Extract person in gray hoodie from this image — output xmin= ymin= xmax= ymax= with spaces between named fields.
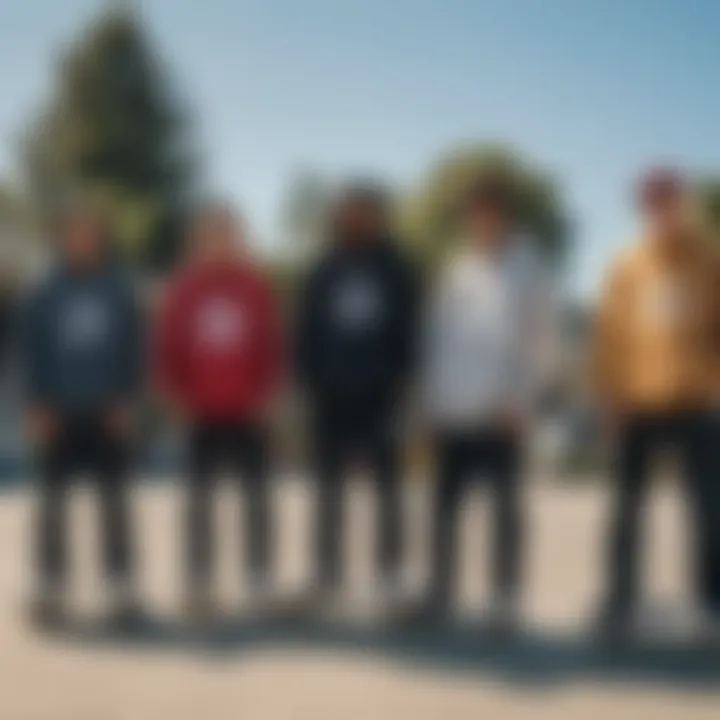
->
xmin=419 ymin=178 xmax=556 ymax=629
xmin=23 ymin=202 xmax=143 ymax=627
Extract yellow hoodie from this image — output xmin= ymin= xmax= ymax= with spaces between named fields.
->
xmin=594 ymin=233 xmax=720 ymax=412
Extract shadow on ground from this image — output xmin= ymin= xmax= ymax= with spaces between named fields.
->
xmin=42 ymin=611 xmax=720 ymax=692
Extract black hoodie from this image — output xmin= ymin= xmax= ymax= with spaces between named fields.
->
xmin=296 ymin=239 xmax=419 ymax=413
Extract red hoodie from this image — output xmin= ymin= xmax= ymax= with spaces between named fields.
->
xmin=155 ymin=261 xmax=283 ymax=421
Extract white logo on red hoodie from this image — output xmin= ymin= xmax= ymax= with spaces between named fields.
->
xmin=193 ymin=296 xmax=247 ymax=350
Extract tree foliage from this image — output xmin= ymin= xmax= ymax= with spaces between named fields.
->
xmin=399 ymin=143 xmax=571 ymax=269
xmin=0 ymin=182 xmax=43 ymax=281
xmin=695 ymin=178 xmax=720 ymax=240
xmin=0 ymin=183 xmax=26 ymax=229
xmin=279 ymin=170 xmax=334 ymax=261
xmin=22 ymin=8 xmax=197 ymax=272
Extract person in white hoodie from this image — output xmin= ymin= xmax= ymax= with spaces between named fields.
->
xmin=421 ymin=178 xmax=556 ymax=627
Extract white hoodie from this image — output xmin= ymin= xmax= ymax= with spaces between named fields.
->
xmin=423 ymin=237 xmax=557 ymax=429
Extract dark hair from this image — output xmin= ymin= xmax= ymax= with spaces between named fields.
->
xmin=329 ymin=180 xmax=391 ymax=236
xmin=463 ymin=176 xmax=515 ymax=216
xmin=336 ymin=181 xmax=389 ymax=212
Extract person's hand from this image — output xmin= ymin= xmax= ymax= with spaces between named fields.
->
xmin=254 ymin=396 xmax=281 ymax=427
xmin=161 ymin=396 xmax=188 ymax=427
xmin=495 ymin=406 xmax=528 ymax=437
xmin=597 ymin=401 xmax=626 ymax=444
xmin=105 ymin=403 xmax=135 ymax=439
xmin=27 ymin=406 xmax=59 ymax=447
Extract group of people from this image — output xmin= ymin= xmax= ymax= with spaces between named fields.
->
xmin=20 ymin=169 xmax=720 ymax=639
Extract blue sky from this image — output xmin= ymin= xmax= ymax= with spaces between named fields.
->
xmin=1 ymin=0 xmax=719 ymax=297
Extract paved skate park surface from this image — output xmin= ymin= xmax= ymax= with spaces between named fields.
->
xmin=0 ymin=478 xmax=719 ymax=719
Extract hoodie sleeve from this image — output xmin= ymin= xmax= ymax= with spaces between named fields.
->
xmin=294 ymin=263 xmax=324 ymax=392
xmin=593 ymin=254 xmax=631 ymax=407
xmin=253 ymin=274 xmax=284 ymax=405
xmin=421 ymin=263 xmax=456 ymax=419
xmin=22 ymin=284 xmax=53 ymax=407
xmin=513 ymin=252 xmax=562 ymax=417
xmin=393 ymin=256 xmax=422 ymax=388
xmin=153 ymin=278 xmax=188 ymax=404
xmin=710 ymin=248 xmax=720 ymax=400
xmin=114 ymin=275 xmax=144 ymax=400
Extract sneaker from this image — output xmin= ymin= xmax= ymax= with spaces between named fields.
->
xmin=28 ymin=593 xmax=65 ymax=632
xmin=697 ymin=604 xmax=720 ymax=645
xmin=108 ymin=578 xmax=142 ymax=628
xmin=113 ymin=600 xmax=143 ymax=629
xmin=595 ymin=602 xmax=636 ymax=646
xmin=184 ymin=590 xmax=217 ymax=628
xmin=484 ymin=595 xmax=521 ymax=639
xmin=359 ymin=574 xmax=409 ymax=622
xmin=398 ymin=594 xmax=452 ymax=629
xmin=272 ymin=578 xmax=337 ymax=620
xmin=244 ymin=574 xmax=276 ymax=615
xmin=378 ymin=573 xmax=407 ymax=603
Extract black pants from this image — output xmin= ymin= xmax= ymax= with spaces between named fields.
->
xmin=187 ymin=421 xmax=271 ymax=590
xmin=606 ymin=410 xmax=720 ymax=614
xmin=708 ymin=414 xmax=720 ymax=612
xmin=313 ymin=406 xmax=402 ymax=589
xmin=36 ymin=416 xmax=132 ymax=590
xmin=430 ymin=427 xmax=523 ymax=608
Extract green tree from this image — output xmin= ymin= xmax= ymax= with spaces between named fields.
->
xmin=22 ymin=7 xmax=197 ymax=272
xmin=695 ymin=178 xmax=720 ymax=239
xmin=0 ymin=182 xmax=42 ymax=281
xmin=279 ymin=169 xmax=333 ymax=261
xmin=0 ymin=183 xmax=24 ymax=230
xmin=399 ymin=143 xmax=571 ymax=270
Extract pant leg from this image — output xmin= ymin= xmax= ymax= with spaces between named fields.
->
xmin=93 ymin=426 xmax=133 ymax=582
xmin=428 ymin=433 xmax=467 ymax=609
xmin=706 ymin=413 xmax=720 ymax=612
xmin=486 ymin=431 xmax=523 ymax=603
xmin=314 ymin=415 xmax=346 ymax=590
xmin=35 ymin=429 xmax=73 ymax=592
xmin=605 ymin=415 xmax=656 ymax=614
xmin=678 ymin=411 xmax=720 ymax=613
xmin=186 ymin=424 xmax=219 ymax=592
xmin=235 ymin=424 xmax=272 ymax=582
xmin=367 ymin=427 xmax=402 ymax=582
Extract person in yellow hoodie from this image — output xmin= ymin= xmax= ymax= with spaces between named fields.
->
xmin=595 ymin=168 xmax=720 ymax=633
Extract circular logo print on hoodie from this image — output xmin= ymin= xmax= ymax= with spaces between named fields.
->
xmin=332 ymin=276 xmax=384 ymax=330
xmin=194 ymin=296 xmax=247 ymax=350
xmin=59 ymin=296 xmax=111 ymax=351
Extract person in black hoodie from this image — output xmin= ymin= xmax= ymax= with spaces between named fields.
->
xmin=296 ymin=182 xmax=419 ymax=604
xmin=23 ymin=202 xmax=143 ymax=627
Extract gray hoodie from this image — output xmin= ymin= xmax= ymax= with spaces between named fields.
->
xmin=23 ymin=263 xmax=143 ymax=415
xmin=423 ymin=237 xmax=558 ymax=428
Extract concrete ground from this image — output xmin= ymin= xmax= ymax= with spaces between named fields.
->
xmin=0 ymin=476 xmax=718 ymax=719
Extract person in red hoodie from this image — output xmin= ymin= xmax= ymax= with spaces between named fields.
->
xmin=155 ymin=202 xmax=283 ymax=620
